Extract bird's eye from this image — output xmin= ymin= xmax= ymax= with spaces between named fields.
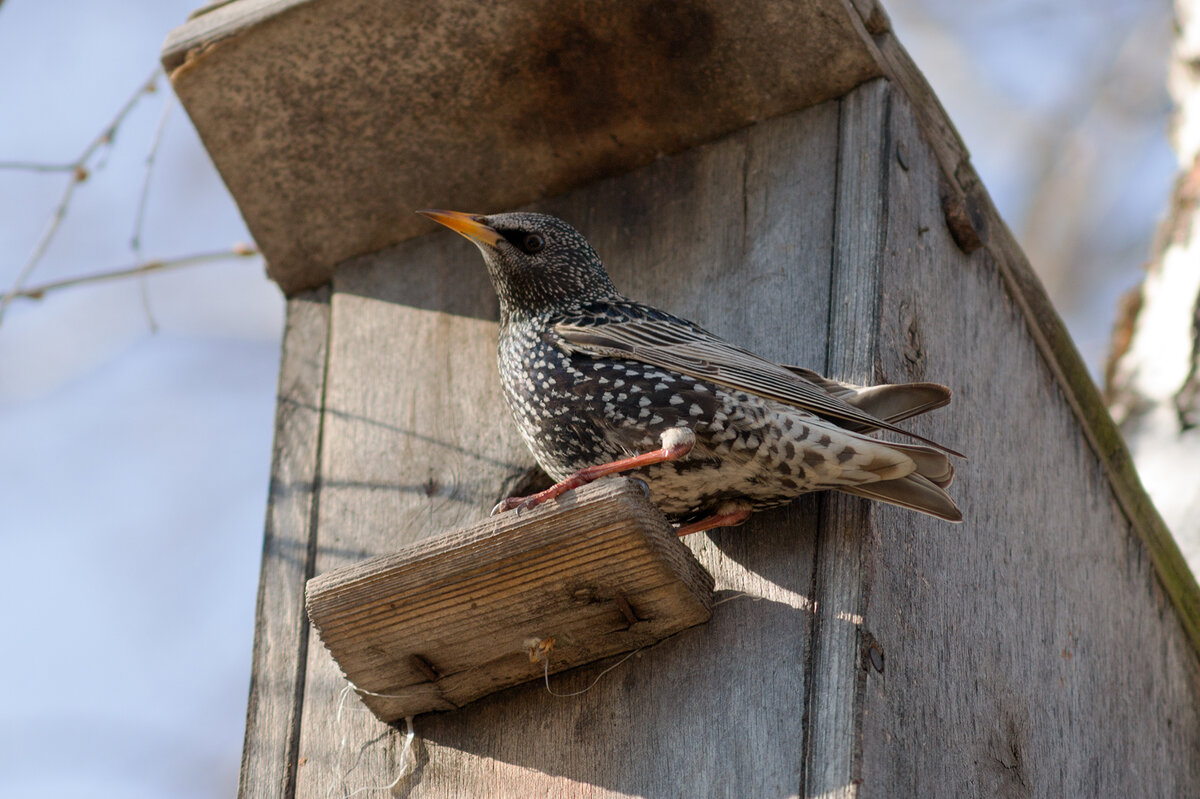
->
xmin=522 ymin=233 xmax=545 ymax=254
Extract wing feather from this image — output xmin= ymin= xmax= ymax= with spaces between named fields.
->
xmin=553 ymin=317 xmax=963 ymax=458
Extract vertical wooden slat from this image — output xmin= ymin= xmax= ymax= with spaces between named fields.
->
xmin=801 ymin=78 xmax=891 ymax=798
xmin=239 ymin=287 xmax=330 ymax=799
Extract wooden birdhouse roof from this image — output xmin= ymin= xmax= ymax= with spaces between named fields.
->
xmin=163 ymin=0 xmax=900 ymax=295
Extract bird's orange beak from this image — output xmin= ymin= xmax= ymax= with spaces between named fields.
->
xmin=416 ymin=209 xmax=503 ymax=247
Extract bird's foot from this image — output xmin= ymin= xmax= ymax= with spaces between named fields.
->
xmin=675 ymin=502 xmax=753 ymax=537
xmin=489 ymin=428 xmax=695 ymax=516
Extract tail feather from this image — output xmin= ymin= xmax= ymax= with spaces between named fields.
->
xmin=838 ymin=472 xmax=963 ymax=522
xmin=878 ymin=440 xmax=955 ymax=488
xmin=783 ymin=366 xmax=951 ymax=428
xmin=783 ymin=364 xmax=963 ymax=521
xmin=840 ymin=383 xmax=951 ymax=426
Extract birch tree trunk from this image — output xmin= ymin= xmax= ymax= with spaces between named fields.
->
xmin=1108 ymin=0 xmax=1200 ymax=575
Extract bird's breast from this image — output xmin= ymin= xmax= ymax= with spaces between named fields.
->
xmin=496 ymin=324 xmax=626 ymax=478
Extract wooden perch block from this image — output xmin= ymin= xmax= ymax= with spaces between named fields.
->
xmin=305 ymin=478 xmax=714 ymax=722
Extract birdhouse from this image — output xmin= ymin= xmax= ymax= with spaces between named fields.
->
xmin=165 ymin=1 xmax=1200 ymax=797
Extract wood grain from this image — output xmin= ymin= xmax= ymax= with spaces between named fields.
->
xmin=293 ymin=204 xmax=535 ymax=798
xmin=238 ymin=287 xmax=329 ymax=799
xmin=306 ymin=478 xmax=713 ymax=721
xmin=859 ymin=0 xmax=1200 ymax=664
xmin=164 ymin=0 xmax=303 ymax=64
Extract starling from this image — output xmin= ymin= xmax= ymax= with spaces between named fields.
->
xmin=418 ymin=209 xmax=963 ymax=535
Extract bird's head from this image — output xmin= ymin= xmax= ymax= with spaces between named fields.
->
xmin=417 ymin=210 xmax=618 ymax=320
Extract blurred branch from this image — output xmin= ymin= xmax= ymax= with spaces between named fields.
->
xmin=131 ymin=93 xmax=177 ymax=331
xmin=7 ymin=246 xmax=259 ymax=303
xmin=0 ymin=160 xmax=81 ymax=173
xmin=0 ymin=66 xmax=164 ymax=324
xmin=1016 ymin=9 xmax=1168 ymax=308
xmin=131 ymin=95 xmax=175 ymax=257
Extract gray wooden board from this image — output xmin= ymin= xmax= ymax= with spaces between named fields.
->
xmin=802 ymin=79 xmax=891 ymax=798
xmin=238 ymin=287 xmax=329 ymax=799
xmin=291 ymin=98 xmax=842 ymax=797
xmin=855 ymin=85 xmax=1200 ymax=796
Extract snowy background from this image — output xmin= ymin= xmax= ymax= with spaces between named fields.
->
xmin=0 ymin=0 xmax=1175 ymax=796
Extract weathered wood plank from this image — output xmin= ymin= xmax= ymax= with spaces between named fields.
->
xmin=291 ymin=99 xmax=840 ymax=798
xmin=164 ymin=0 xmax=881 ymax=294
xmin=238 ymin=287 xmax=329 ymax=799
xmin=802 ymin=78 xmax=891 ymax=799
xmin=306 ymin=479 xmax=713 ymax=721
xmin=978 ymin=198 xmax=1200 ymax=657
xmin=855 ymin=82 xmax=1200 ymax=798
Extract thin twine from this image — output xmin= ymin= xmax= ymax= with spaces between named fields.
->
xmin=538 ymin=646 xmax=642 ymax=697
xmin=330 ymin=684 xmax=416 ymax=798
xmin=712 ymin=590 xmax=767 ymax=607
xmin=532 ymin=592 xmax=763 ymax=695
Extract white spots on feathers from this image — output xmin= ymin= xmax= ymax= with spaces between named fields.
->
xmin=497 ymin=307 xmax=935 ymax=522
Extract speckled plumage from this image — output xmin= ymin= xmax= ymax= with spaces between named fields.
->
xmin=419 ymin=209 xmax=963 ymax=525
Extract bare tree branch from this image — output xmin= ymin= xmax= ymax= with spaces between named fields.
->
xmin=0 ymin=66 xmax=164 ymax=324
xmin=130 ymin=93 xmax=177 ymax=332
xmin=6 ymin=246 xmax=259 ymax=303
xmin=0 ymin=161 xmax=80 ymax=173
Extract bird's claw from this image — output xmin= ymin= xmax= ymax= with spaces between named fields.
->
xmin=491 ymin=495 xmax=540 ymax=516
xmin=628 ymin=477 xmax=651 ymax=499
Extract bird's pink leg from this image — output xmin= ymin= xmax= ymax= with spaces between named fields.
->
xmin=492 ymin=428 xmax=695 ymax=515
xmin=674 ymin=503 xmax=753 ymax=537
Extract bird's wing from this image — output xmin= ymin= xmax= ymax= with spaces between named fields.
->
xmin=552 ymin=316 xmax=963 ymax=457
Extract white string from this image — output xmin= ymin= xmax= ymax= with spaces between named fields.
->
xmin=330 ymin=684 xmax=417 ymax=798
xmin=712 ymin=590 xmax=767 ymax=607
xmin=328 ymin=685 xmax=353 ymax=799
xmin=540 ymin=647 xmax=642 ymax=697
xmin=338 ymin=716 xmax=415 ymax=799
